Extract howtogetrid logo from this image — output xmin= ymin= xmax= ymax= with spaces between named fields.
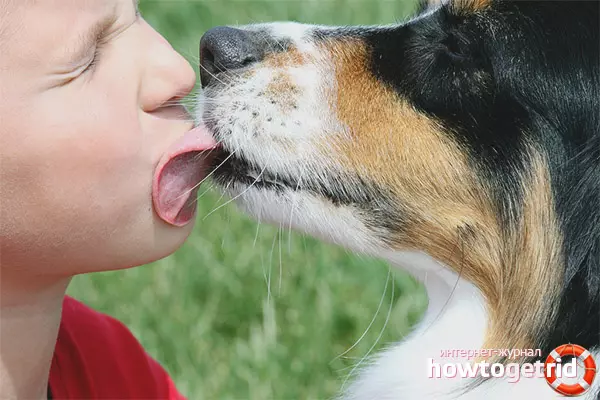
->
xmin=545 ymin=344 xmax=597 ymax=397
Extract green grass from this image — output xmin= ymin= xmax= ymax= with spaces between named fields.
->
xmin=67 ymin=1 xmax=427 ymax=399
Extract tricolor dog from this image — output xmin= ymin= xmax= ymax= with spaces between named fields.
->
xmin=194 ymin=0 xmax=600 ymax=398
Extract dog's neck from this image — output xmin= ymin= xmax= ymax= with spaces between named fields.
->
xmin=341 ymin=250 xmax=587 ymax=400
xmin=341 ymin=250 xmax=489 ymax=399
xmin=385 ymin=251 xmax=488 ymax=369
xmin=385 ymin=251 xmax=487 ymax=335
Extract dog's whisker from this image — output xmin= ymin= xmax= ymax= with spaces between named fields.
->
xmin=267 ymin=226 xmax=279 ymax=304
xmin=198 ymin=63 xmax=228 ymax=87
xmin=341 ymin=268 xmax=394 ymax=391
xmin=202 ymin=162 xmax=268 ymax=220
xmin=278 ymin=218 xmax=283 ymax=295
xmin=420 ymin=229 xmax=465 ymax=335
xmin=253 ymin=216 xmax=262 ymax=249
xmin=332 ymin=268 xmax=391 ymax=363
xmin=286 ymin=170 xmax=304 ymax=255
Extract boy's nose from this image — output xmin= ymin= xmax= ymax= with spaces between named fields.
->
xmin=199 ymin=26 xmax=264 ymax=87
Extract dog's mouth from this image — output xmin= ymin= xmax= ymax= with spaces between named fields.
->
xmin=209 ymin=148 xmax=301 ymax=193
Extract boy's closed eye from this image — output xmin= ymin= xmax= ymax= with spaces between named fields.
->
xmin=54 ymin=0 xmax=139 ymax=84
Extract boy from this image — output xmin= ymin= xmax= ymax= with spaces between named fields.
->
xmin=0 ymin=0 xmax=216 ymax=398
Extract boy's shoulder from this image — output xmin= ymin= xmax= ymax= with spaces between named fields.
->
xmin=49 ymin=296 xmax=185 ymax=400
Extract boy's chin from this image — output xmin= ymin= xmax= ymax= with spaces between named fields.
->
xmin=146 ymin=212 xmax=197 ymax=261
xmin=80 ymin=214 xmax=197 ymax=274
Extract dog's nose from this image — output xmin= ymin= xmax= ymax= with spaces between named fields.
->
xmin=199 ymin=26 xmax=264 ymax=87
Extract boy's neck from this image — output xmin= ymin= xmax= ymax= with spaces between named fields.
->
xmin=0 ymin=273 xmax=70 ymax=400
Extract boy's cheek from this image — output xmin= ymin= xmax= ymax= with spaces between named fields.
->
xmin=40 ymin=96 xmax=143 ymax=162
xmin=2 ymin=125 xmax=153 ymax=235
xmin=32 ymin=100 xmax=151 ymax=190
xmin=1 ymin=161 xmax=189 ymax=275
xmin=0 ymin=161 xmax=161 ymax=274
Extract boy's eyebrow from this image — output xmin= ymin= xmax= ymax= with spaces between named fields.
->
xmin=68 ymin=1 xmax=138 ymax=62
xmin=68 ymin=11 xmax=119 ymax=61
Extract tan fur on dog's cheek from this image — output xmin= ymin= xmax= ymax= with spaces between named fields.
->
xmin=263 ymin=47 xmax=306 ymax=68
xmin=323 ymin=38 xmax=503 ymax=302
xmin=321 ymin=38 xmax=562 ymax=359
xmin=264 ymin=72 xmax=300 ymax=113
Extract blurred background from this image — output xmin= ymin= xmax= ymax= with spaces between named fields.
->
xmin=68 ymin=0 xmax=426 ymax=398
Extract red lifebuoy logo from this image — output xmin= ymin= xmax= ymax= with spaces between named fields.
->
xmin=545 ymin=344 xmax=597 ymax=396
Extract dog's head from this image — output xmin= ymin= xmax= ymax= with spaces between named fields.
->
xmin=198 ymin=0 xmax=599 ymax=359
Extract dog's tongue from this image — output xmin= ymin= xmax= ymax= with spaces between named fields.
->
xmin=153 ymin=125 xmax=218 ymax=226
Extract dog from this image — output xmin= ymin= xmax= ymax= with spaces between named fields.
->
xmin=196 ymin=0 xmax=600 ymax=398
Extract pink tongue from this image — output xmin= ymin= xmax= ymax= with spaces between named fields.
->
xmin=153 ymin=125 xmax=218 ymax=226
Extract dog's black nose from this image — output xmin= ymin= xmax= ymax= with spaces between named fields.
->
xmin=199 ymin=26 xmax=263 ymax=87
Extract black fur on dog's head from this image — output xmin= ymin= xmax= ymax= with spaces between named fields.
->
xmin=200 ymin=0 xmax=599 ymax=366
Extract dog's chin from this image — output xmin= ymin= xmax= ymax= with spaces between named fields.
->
xmin=207 ymin=147 xmax=312 ymax=231
xmin=209 ymin=147 xmax=302 ymax=195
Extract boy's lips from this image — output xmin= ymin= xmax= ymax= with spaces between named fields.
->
xmin=152 ymin=124 xmax=218 ymax=226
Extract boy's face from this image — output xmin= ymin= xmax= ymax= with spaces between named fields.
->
xmin=0 ymin=0 xmax=202 ymax=274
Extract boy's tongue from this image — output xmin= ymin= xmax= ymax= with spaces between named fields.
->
xmin=152 ymin=125 xmax=218 ymax=226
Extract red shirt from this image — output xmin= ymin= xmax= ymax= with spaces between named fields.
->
xmin=48 ymin=296 xmax=185 ymax=399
